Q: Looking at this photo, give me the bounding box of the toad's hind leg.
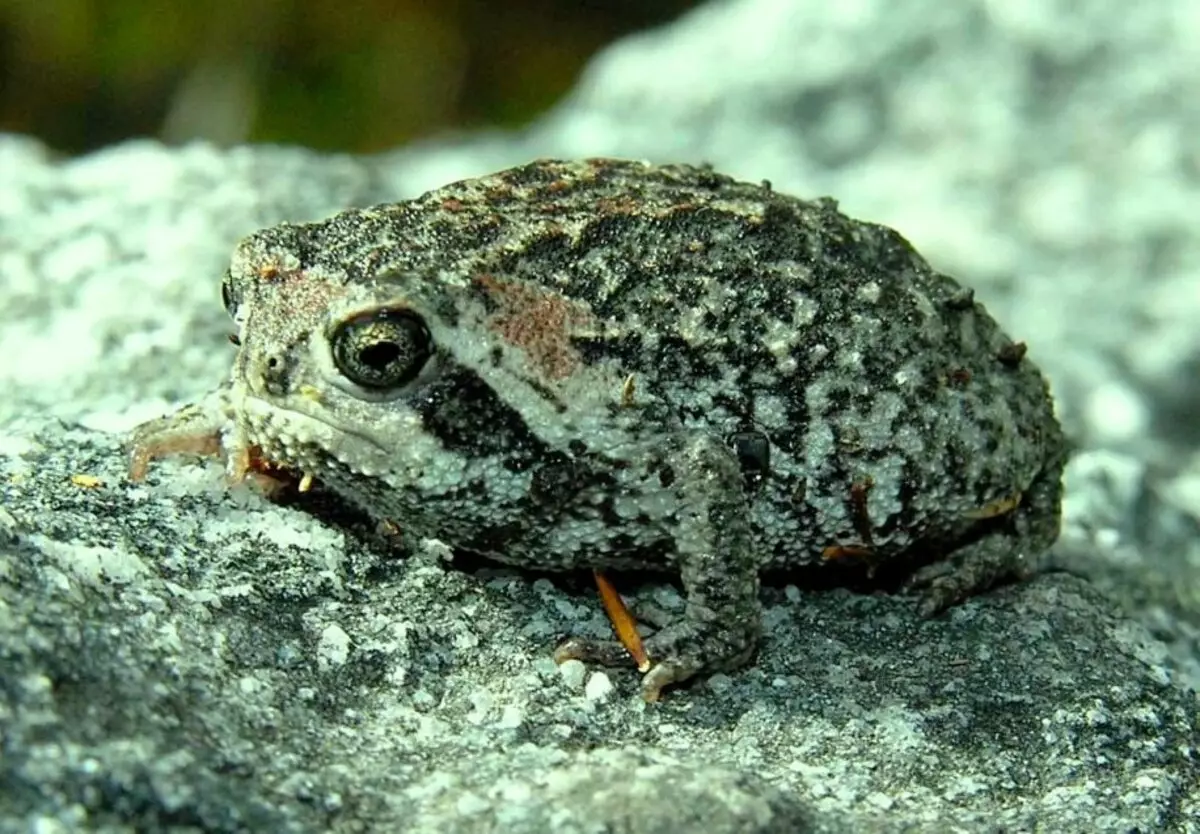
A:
[555,432,762,701]
[904,460,1065,617]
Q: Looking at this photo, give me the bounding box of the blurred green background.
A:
[0,0,696,153]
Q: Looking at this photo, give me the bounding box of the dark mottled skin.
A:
[130,158,1067,699]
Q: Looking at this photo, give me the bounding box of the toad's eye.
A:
[221,276,237,317]
[330,309,432,389]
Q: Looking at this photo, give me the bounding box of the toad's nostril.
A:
[261,354,291,394]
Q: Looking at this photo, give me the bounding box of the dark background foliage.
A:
[0,0,695,153]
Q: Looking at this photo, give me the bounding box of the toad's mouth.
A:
[234,393,396,478]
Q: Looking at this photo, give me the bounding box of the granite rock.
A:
[2,0,1198,831]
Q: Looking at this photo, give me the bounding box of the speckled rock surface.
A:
[2,0,1198,832]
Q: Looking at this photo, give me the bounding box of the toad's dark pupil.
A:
[360,341,401,369]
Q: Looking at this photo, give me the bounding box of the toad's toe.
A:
[553,636,636,670]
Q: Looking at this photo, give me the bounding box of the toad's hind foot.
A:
[903,535,1037,618]
[906,464,1064,617]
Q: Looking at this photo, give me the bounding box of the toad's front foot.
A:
[562,431,764,700]
[556,615,760,702]
[555,431,763,700]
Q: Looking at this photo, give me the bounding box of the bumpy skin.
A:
[129,158,1067,700]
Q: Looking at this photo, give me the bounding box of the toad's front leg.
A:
[557,432,762,701]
